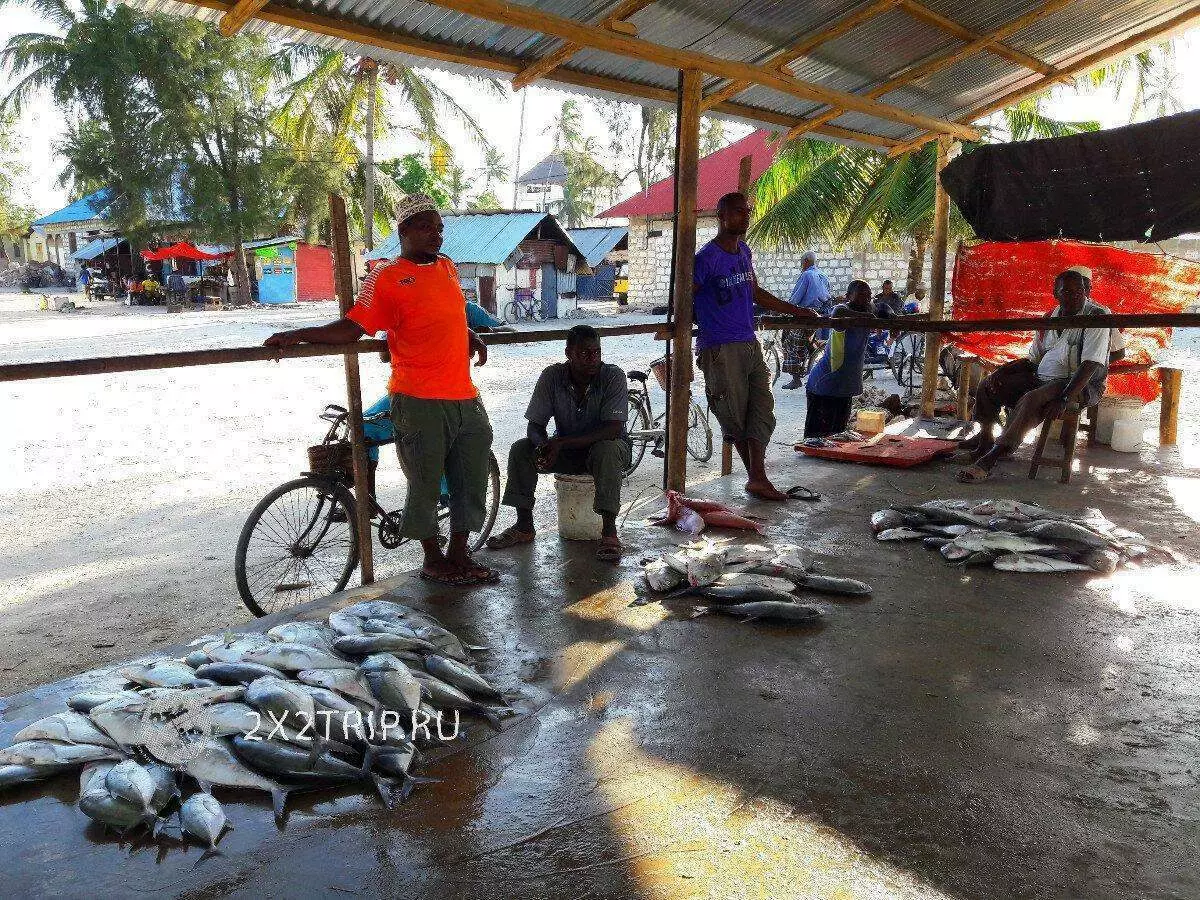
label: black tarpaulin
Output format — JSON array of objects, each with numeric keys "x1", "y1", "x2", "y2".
[{"x1": 940, "y1": 110, "x2": 1200, "y2": 243}]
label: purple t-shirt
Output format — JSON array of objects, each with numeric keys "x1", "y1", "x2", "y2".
[{"x1": 694, "y1": 240, "x2": 757, "y2": 351}]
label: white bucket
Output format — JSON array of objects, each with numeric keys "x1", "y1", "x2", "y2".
[
  {"x1": 1096, "y1": 395, "x2": 1144, "y2": 444},
  {"x1": 554, "y1": 474, "x2": 602, "y2": 541},
  {"x1": 1110, "y1": 417, "x2": 1143, "y2": 453}
]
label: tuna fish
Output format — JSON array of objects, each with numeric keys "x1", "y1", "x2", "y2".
[
  {"x1": 870, "y1": 509, "x2": 907, "y2": 533},
  {"x1": 423, "y1": 655, "x2": 503, "y2": 702},
  {"x1": 195, "y1": 662, "x2": 285, "y2": 685},
  {"x1": 79, "y1": 786, "x2": 156, "y2": 835},
  {"x1": 789, "y1": 572, "x2": 872, "y2": 597},
  {"x1": 266, "y1": 622, "x2": 339, "y2": 652},
  {"x1": 0, "y1": 763, "x2": 68, "y2": 792},
  {"x1": 179, "y1": 792, "x2": 228, "y2": 860},
  {"x1": 1018, "y1": 520, "x2": 1112, "y2": 548},
  {"x1": 119, "y1": 660, "x2": 212, "y2": 689},
  {"x1": 876, "y1": 527, "x2": 928, "y2": 541},
  {"x1": 0, "y1": 740, "x2": 123, "y2": 768},
  {"x1": 992, "y1": 553, "x2": 1092, "y2": 573},
  {"x1": 176, "y1": 738, "x2": 291, "y2": 823},
  {"x1": 105, "y1": 759, "x2": 158, "y2": 816},
  {"x1": 297, "y1": 668, "x2": 379, "y2": 710},
  {"x1": 229, "y1": 737, "x2": 389, "y2": 806},
  {"x1": 410, "y1": 672, "x2": 510, "y2": 730},
  {"x1": 14, "y1": 712, "x2": 120, "y2": 749},
  {"x1": 242, "y1": 642, "x2": 355, "y2": 673},
  {"x1": 697, "y1": 601, "x2": 823, "y2": 624},
  {"x1": 333, "y1": 634, "x2": 438, "y2": 657},
  {"x1": 67, "y1": 691, "x2": 143, "y2": 713}
]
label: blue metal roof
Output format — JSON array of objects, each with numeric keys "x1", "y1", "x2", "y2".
[
  {"x1": 366, "y1": 212, "x2": 561, "y2": 265},
  {"x1": 33, "y1": 189, "x2": 113, "y2": 227},
  {"x1": 566, "y1": 226, "x2": 628, "y2": 267},
  {"x1": 72, "y1": 237, "x2": 123, "y2": 261}
]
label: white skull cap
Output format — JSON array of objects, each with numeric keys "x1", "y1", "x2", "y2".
[{"x1": 396, "y1": 193, "x2": 439, "y2": 227}]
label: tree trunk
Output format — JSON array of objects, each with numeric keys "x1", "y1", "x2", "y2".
[
  {"x1": 231, "y1": 238, "x2": 252, "y2": 306},
  {"x1": 363, "y1": 63, "x2": 378, "y2": 251},
  {"x1": 905, "y1": 235, "x2": 928, "y2": 296}
]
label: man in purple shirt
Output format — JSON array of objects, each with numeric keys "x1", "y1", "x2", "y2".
[{"x1": 694, "y1": 192, "x2": 816, "y2": 501}]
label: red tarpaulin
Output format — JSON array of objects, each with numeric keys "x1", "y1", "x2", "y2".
[
  {"x1": 949, "y1": 240, "x2": 1200, "y2": 401},
  {"x1": 141, "y1": 242, "x2": 222, "y2": 262}
]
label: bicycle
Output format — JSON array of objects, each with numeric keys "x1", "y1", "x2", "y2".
[
  {"x1": 624, "y1": 357, "x2": 713, "y2": 476},
  {"x1": 758, "y1": 327, "x2": 783, "y2": 386},
  {"x1": 234, "y1": 403, "x2": 500, "y2": 617},
  {"x1": 503, "y1": 287, "x2": 543, "y2": 324}
]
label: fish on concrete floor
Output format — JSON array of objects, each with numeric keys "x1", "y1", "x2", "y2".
[{"x1": 992, "y1": 553, "x2": 1092, "y2": 573}]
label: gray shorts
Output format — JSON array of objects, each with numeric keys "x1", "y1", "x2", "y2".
[{"x1": 696, "y1": 340, "x2": 776, "y2": 445}]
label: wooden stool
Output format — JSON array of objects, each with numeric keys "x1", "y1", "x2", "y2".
[{"x1": 1029, "y1": 402, "x2": 1086, "y2": 483}]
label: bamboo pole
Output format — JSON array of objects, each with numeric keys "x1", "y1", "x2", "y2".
[
  {"x1": 666, "y1": 70, "x2": 702, "y2": 493},
  {"x1": 721, "y1": 154, "x2": 754, "y2": 477},
  {"x1": 330, "y1": 194, "x2": 374, "y2": 586},
  {"x1": 1159, "y1": 366, "x2": 1182, "y2": 446},
  {"x1": 920, "y1": 137, "x2": 952, "y2": 418}
]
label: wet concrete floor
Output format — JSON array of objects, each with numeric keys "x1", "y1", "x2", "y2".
[{"x1": 1, "y1": 443, "x2": 1198, "y2": 899}]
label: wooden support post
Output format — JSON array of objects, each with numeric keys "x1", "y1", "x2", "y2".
[
  {"x1": 1159, "y1": 366, "x2": 1182, "y2": 446},
  {"x1": 919, "y1": 137, "x2": 952, "y2": 418},
  {"x1": 720, "y1": 153, "x2": 754, "y2": 477},
  {"x1": 330, "y1": 194, "x2": 374, "y2": 586},
  {"x1": 666, "y1": 70, "x2": 703, "y2": 493}
]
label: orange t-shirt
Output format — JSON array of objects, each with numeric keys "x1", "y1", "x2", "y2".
[{"x1": 347, "y1": 256, "x2": 477, "y2": 400}]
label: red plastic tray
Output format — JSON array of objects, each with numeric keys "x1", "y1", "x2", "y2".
[{"x1": 795, "y1": 434, "x2": 958, "y2": 468}]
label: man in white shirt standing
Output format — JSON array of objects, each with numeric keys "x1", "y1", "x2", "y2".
[{"x1": 958, "y1": 266, "x2": 1118, "y2": 483}]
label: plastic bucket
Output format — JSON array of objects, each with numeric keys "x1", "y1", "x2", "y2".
[
  {"x1": 1096, "y1": 395, "x2": 1144, "y2": 444},
  {"x1": 1110, "y1": 417, "x2": 1143, "y2": 453},
  {"x1": 554, "y1": 474, "x2": 602, "y2": 540}
]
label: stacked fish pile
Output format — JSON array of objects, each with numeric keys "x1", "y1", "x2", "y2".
[
  {"x1": 0, "y1": 599, "x2": 518, "y2": 855},
  {"x1": 642, "y1": 538, "x2": 872, "y2": 623},
  {"x1": 872, "y1": 498, "x2": 1150, "y2": 573}
]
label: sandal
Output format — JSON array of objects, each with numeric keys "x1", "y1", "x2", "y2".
[
  {"x1": 462, "y1": 564, "x2": 501, "y2": 584},
  {"x1": 956, "y1": 464, "x2": 991, "y2": 484},
  {"x1": 420, "y1": 568, "x2": 478, "y2": 587},
  {"x1": 596, "y1": 538, "x2": 623, "y2": 562},
  {"x1": 785, "y1": 485, "x2": 821, "y2": 502},
  {"x1": 486, "y1": 526, "x2": 535, "y2": 550}
]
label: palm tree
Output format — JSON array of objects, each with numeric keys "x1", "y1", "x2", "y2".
[
  {"x1": 274, "y1": 48, "x2": 501, "y2": 245},
  {"x1": 479, "y1": 146, "x2": 508, "y2": 191},
  {"x1": 1085, "y1": 42, "x2": 1181, "y2": 122},
  {"x1": 751, "y1": 100, "x2": 1099, "y2": 294}
]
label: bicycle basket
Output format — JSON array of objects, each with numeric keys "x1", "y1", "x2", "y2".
[
  {"x1": 649, "y1": 357, "x2": 670, "y2": 392},
  {"x1": 307, "y1": 442, "x2": 354, "y2": 479}
]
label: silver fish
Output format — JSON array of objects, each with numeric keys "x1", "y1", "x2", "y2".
[
  {"x1": 245, "y1": 677, "x2": 317, "y2": 730},
  {"x1": 105, "y1": 759, "x2": 157, "y2": 815},
  {"x1": 362, "y1": 665, "x2": 423, "y2": 715},
  {"x1": 699, "y1": 601, "x2": 823, "y2": 624},
  {"x1": 870, "y1": 509, "x2": 906, "y2": 533},
  {"x1": 695, "y1": 584, "x2": 798, "y2": 605},
  {"x1": 88, "y1": 697, "x2": 149, "y2": 748},
  {"x1": 267, "y1": 621, "x2": 339, "y2": 652},
  {"x1": 1083, "y1": 548, "x2": 1120, "y2": 574},
  {"x1": 229, "y1": 737, "x2": 389, "y2": 805},
  {"x1": 183, "y1": 650, "x2": 212, "y2": 668},
  {"x1": 195, "y1": 662, "x2": 285, "y2": 685},
  {"x1": 179, "y1": 792, "x2": 227, "y2": 858},
  {"x1": 948, "y1": 531, "x2": 1058, "y2": 554},
  {"x1": 328, "y1": 611, "x2": 367, "y2": 636},
  {"x1": 993, "y1": 553, "x2": 1091, "y2": 573},
  {"x1": 202, "y1": 634, "x2": 273, "y2": 664},
  {"x1": 423, "y1": 655, "x2": 503, "y2": 701},
  {"x1": 297, "y1": 668, "x2": 379, "y2": 710},
  {"x1": 79, "y1": 786, "x2": 155, "y2": 834},
  {"x1": 334, "y1": 633, "x2": 438, "y2": 656},
  {"x1": 138, "y1": 685, "x2": 246, "y2": 708},
  {"x1": 339, "y1": 599, "x2": 422, "y2": 621},
  {"x1": 67, "y1": 690, "x2": 143, "y2": 713},
  {"x1": 80, "y1": 761, "x2": 117, "y2": 795},
  {"x1": 176, "y1": 738, "x2": 290, "y2": 823},
  {"x1": 120, "y1": 661, "x2": 211, "y2": 689},
  {"x1": 410, "y1": 672, "x2": 509, "y2": 729},
  {"x1": 923, "y1": 536, "x2": 952, "y2": 550},
  {"x1": 241, "y1": 642, "x2": 354, "y2": 672},
  {"x1": 144, "y1": 761, "x2": 180, "y2": 813},
  {"x1": 0, "y1": 740, "x2": 123, "y2": 768},
  {"x1": 876, "y1": 527, "x2": 928, "y2": 541},
  {"x1": 0, "y1": 763, "x2": 67, "y2": 792},
  {"x1": 790, "y1": 572, "x2": 871, "y2": 597},
  {"x1": 905, "y1": 503, "x2": 992, "y2": 528},
  {"x1": 1018, "y1": 520, "x2": 1112, "y2": 549},
  {"x1": 14, "y1": 711, "x2": 120, "y2": 749},
  {"x1": 940, "y1": 542, "x2": 971, "y2": 562}
]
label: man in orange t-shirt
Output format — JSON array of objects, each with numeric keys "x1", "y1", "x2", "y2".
[{"x1": 265, "y1": 194, "x2": 497, "y2": 586}]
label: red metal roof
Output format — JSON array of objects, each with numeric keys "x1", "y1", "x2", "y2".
[{"x1": 599, "y1": 129, "x2": 778, "y2": 220}]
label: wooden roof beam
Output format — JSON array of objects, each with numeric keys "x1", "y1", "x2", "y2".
[
  {"x1": 887, "y1": 2, "x2": 1200, "y2": 157},
  {"x1": 219, "y1": 0, "x2": 269, "y2": 36},
  {"x1": 701, "y1": 0, "x2": 901, "y2": 111},
  {"x1": 512, "y1": 0, "x2": 656, "y2": 91},
  {"x1": 416, "y1": 0, "x2": 980, "y2": 139},
  {"x1": 898, "y1": 0, "x2": 1074, "y2": 85},
  {"x1": 784, "y1": 0, "x2": 1075, "y2": 142}
]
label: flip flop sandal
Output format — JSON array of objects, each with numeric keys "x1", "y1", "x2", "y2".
[
  {"x1": 956, "y1": 465, "x2": 991, "y2": 484},
  {"x1": 463, "y1": 565, "x2": 501, "y2": 584},
  {"x1": 596, "y1": 542, "x2": 624, "y2": 562},
  {"x1": 486, "y1": 527, "x2": 535, "y2": 550},
  {"x1": 785, "y1": 485, "x2": 821, "y2": 502},
  {"x1": 420, "y1": 569, "x2": 477, "y2": 587}
]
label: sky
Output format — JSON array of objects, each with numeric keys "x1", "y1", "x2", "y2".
[{"x1": 2, "y1": 6, "x2": 1199, "y2": 219}]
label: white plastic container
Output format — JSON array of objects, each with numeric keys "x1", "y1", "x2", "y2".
[
  {"x1": 554, "y1": 474, "x2": 603, "y2": 540},
  {"x1": 1110, "y1": 417, "x2": 1143, "y2": 453},
  {"x1": 1096, "y1": 395, "x2": 1144, "y2": 444}
]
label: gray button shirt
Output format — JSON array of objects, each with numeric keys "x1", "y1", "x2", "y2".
[{"x1": 525, "y1": 362, "x2": 629, "y2": 439}]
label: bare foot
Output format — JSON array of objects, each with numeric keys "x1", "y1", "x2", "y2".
[
  {"x1": 446, "y1": 550, "x2": 500, "y2": 583},
  {"x1": 745, "y1": 479, "x2": 789, "y2": 501}
]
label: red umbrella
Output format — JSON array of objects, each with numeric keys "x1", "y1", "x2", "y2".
[{"x1": 141, "y1": 242, "x2": 222, "y2": 262}]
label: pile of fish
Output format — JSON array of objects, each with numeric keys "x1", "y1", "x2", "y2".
[
  {"x1": 641, "y1": 537, "x2": 871, "y2": 624},
  {"x1": 872, "y1": 498, "x2": 1153, "y2": 573},
  {"x1": 0, "y1": 599, "x2": 519, "y2": 856}
]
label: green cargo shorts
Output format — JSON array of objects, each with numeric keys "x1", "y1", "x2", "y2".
[
  {"x1": 696, "y1": 340, "x2": 776, "y2": 446},
  {"x1": 390, "y1": 393, "x2": 493, "y2": 540}
]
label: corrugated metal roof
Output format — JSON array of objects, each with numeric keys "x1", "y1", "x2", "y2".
[
  {"x1": 364, "y1": 211, "x2": 580, "y2": 264},
  {"x1": 33, "y1": 189, "x2": 113, "y2": 227},
  {"x1": 566, "y1": 226, "x2": 628, "y2": 265},
  {"x1": 516, "y1": 153, "x2": 569, "y2": 185},
  {"x1": 134, "y1": 0, "x2": 1200, "y2": 148},
  {"x1": 72, "y1": 237, "x2": 123, "y2": 261}
]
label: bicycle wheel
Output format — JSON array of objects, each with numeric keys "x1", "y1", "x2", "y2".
[
  {"x1": 889, "y1": 346, "x2": 908, "y2": 386},
  {"x1": 530, "y1": 300, "x2": 544, "y2": 322},
  {"x1": 624, "y1": 394, "x2": 651, "y2": 476},
  {"x1": 235, "y1": 476, "x2": 359, "y2": 617},
  {"x1": 767, "y1": 341, "x2": 782, "y2": 385},
  {"x1": 686, "y1": 401, "x2": 713, "y2": 462},
  {"x1": 437, "y1": 452, "x2": 502, "y2": 553},
  {"x1": 503, "y1": 301, "x2": 521, "y2": 324}
]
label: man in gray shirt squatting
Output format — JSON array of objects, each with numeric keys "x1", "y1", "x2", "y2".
[{"x1": 487, "y1": 325, "x2": 631, "y2": 561}]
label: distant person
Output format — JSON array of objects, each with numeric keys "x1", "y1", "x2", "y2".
[
  {"x1": 957, "y1": 266, "x2": 1117, "y2": 483},
  {"x1": 781, "y1": 250, "x2": 831, "y2": 390},
  {"x1": 487, "y1": 325, "x2": 630, "y2": 561},
  {"x1": 264, "y1": 193, "x2": 497, "y2": 586},
  {"x1": 693, "y1": 192, "x2": 817, "y2": 501},
  {"x1": 804, "y1": 280, "x2": 874, "y2": 438},
  {"x1": 166, "y1": 269, "x2": 186, "y2": 301},
  {"x1": 79, "y1": 266, "x2": 90, "y2": 298},
  {"x1": 874, "y1": 280, "x2": 904, "y2": 317}
]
